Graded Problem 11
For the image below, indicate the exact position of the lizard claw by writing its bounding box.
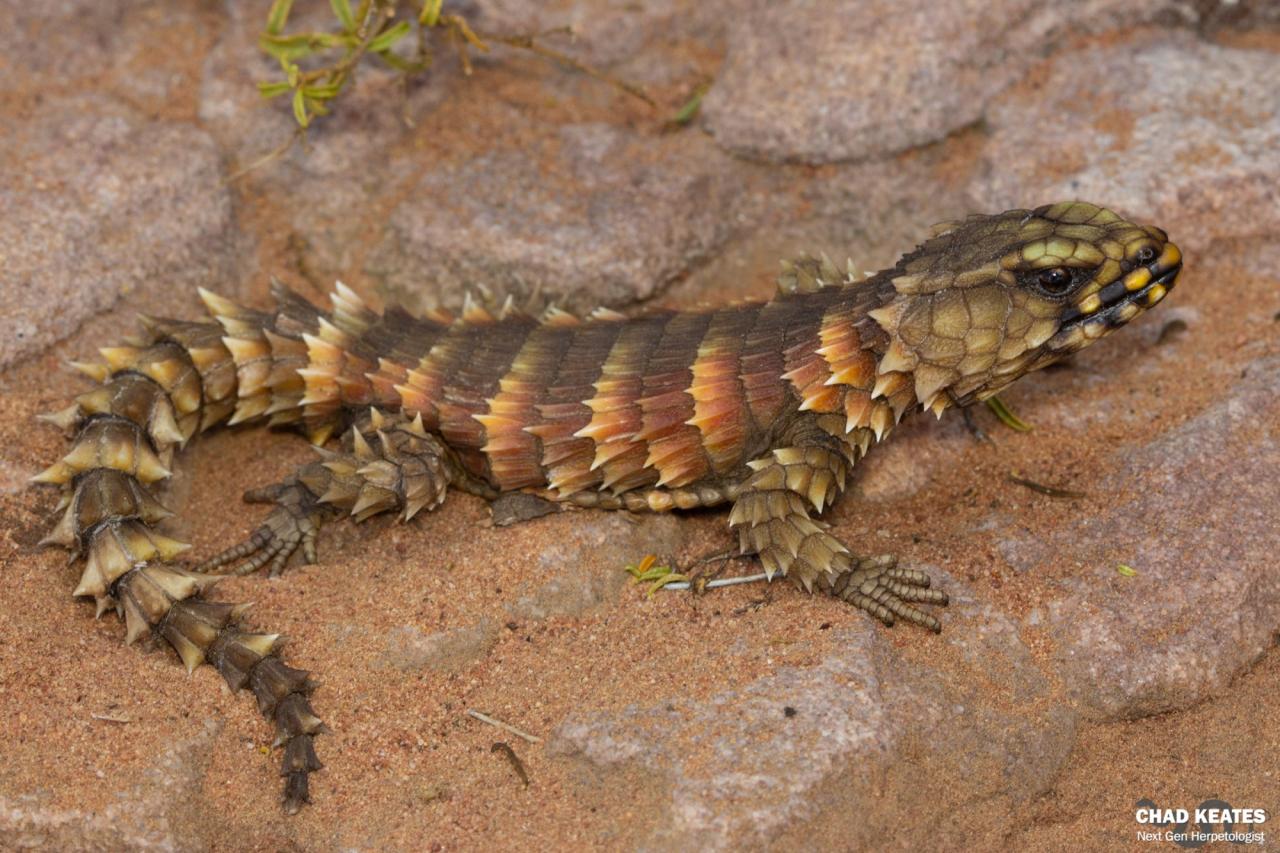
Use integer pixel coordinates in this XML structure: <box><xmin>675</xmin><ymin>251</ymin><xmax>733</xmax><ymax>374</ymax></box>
<box><xmin>193</xmin><ymin>480</ymin><xmax>334</xmax><ymax>578</ymax></box>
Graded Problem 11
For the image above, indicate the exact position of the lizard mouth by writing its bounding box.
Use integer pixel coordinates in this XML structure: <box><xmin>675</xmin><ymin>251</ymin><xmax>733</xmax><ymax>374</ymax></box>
<box><xmin>1050</xmin><ymin>241</ymin><xmax>1182</xmax><ymax>349</ymax></box>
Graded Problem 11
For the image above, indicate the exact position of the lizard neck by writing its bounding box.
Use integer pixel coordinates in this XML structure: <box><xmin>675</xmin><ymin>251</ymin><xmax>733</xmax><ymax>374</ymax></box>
<box><xmin>777</xmin><ymin>261</ymin><xmax>938</xmax><ymax>445</ymax></box>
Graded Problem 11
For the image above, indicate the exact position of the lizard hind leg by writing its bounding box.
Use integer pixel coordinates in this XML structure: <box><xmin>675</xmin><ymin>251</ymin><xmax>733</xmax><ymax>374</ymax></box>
<box><xmin>727</xmin><ymin>425</ymin><xmax>948</xmax><ymax>632</ymax></box>
<box><xmin>193</xmin><ymin>408</ymin><xmax>454</xmax><ymax>577</ymax></box>
<box><xmin>192</xmin><ymin>475</ymin><xmax>337</xmax><ymax>578</ymax></box>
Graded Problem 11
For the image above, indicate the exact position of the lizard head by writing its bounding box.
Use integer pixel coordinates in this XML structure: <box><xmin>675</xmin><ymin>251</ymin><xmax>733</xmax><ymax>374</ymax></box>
<box><xmin>868</xmin><ymin>201</ymin><xmax>1182</xmax><ymax>410</ymax></box>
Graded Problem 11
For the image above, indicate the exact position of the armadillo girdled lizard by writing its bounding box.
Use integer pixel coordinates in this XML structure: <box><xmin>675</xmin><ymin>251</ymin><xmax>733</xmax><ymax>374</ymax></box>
<box><xmin>32</xmin><ymin>201</ymin><xmax>1183</xmax><ymax>812</ymax></box>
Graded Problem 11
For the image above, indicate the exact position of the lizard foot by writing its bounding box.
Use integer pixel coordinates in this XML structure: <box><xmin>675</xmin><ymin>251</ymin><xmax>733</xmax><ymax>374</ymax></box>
<box><xmin>818</xmin><ymin>557</ymin><xmax>949</xmax><ymax>633</ymax></box>
<box><xmin>193</xmin><ymin>479</ymin><xmax>336</xmax><ymax>577</ymax></box>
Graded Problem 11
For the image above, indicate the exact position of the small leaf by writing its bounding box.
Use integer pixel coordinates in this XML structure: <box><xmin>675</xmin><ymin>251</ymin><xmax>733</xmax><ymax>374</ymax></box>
<box><xmin>671</xmin><ymin>84</ymin><xmax>708</xmax><ymax>126</ymax></box>
<box><xmin>1116</xmin><ymin>564</ymin><xmax>1138</xmax><ymax>577</ymax></box>
<box><xmin>368</xmin><ymin>20</ymin><xmax>411</xmax><ymax>53</ymax></box>
<box><xmin>257</xmin><ymin>80</ymin><xmax>292</xmax><ymax>99</ymax></box>
<box><xmin>985</xmin><ymin>396</ymin><xmax>1033</xmax><ymax>432</ymax></box>
<box><xmin>625</xmin><ymin>554</ymin><xmax>658</xmax><ymax>581</ymax></box>
<box><xmin>261</xmin><ymin>31</ymin><xmax>339</xmax><ymax>52</ymax></box>
<box><xmin>260</xmin><ymin>32</ymin><xmax>323</xmax><ymax>62</ymax></box>
<box><xmin>266</xmin><ymin>0</ymin><xmax>295</xmax><ymax>35</ymax></box>
<box><xmin>377</xmin><ymin>51</ymin><xmax>427</xmax><ymax>72</ymax></box>
<box><xmin>330</xmin><ymin>0</ymin><xmax>356</xmax><ymax>31</ymax></box>
<box><xmin>302</xmin><ymin>82</ymin><xmax>344</xmax><ymax>100</ymax></box>
<box><xmin>645</xmin><ymin>572</ymin><xmax>688</xmax><ymax>596</ymax></box>
<box><xmin>420</xmin><ymin>0</ymin><xmax>443</xmax><ymax>26</ymax></box>
<box><xmin>291</xmin><ymin>88</ymin><xmax>310</xmax><ymax>128</ymax></box>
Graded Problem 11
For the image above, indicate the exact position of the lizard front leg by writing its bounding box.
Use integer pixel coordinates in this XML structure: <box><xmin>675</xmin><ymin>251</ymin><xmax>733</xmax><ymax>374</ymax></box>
<box><xmin>194</xmin><ymin>408</ymin><xmax>457</xmax><ymax>576</ymax></box>
<box><xmin>728</xmin><ymin>421</ymin><xmax>948</xmax><ymax>631</ymax></box>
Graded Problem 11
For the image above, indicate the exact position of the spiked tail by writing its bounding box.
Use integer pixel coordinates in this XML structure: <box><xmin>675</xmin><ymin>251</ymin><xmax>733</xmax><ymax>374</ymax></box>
<box><xmin>32</xmin><ymin>303</ymin><xmax>328</xmax><ymax>812</ymax></box>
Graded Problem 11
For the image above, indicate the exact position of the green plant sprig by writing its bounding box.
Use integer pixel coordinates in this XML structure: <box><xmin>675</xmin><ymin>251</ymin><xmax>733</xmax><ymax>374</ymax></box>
<box><xmin>256</xmin><ymin>0</ymin><xmax>652</xmax><ymax>134</ymax></box>
<box><xmin>258</xmin><ymin>0</ymin><xmax>426</xmax><ymax>130</ymax></box>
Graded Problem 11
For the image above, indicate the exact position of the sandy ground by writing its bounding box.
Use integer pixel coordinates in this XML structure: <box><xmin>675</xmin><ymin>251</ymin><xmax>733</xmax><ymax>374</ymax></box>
<box><xmin>0</xmin><ymin>6</ymin><xmax>1277</xmax><ymax>850</ymax></box>
<box><xmin>2</xmin><ymin>229</ymin><xmax>1276</xmax><ymax>849</ymax></box>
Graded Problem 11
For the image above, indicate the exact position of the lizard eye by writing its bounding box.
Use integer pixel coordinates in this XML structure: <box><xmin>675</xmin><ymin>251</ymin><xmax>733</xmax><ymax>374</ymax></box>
<box><xmin>1034</xmin><ymin>267</ymin><xmax>1074</xmax><ymax>295</ymax></box>
<box><xmin>1136</xmin><ymin>246</ymin><xmax>1157</xmax><ymax>265</ymax></box>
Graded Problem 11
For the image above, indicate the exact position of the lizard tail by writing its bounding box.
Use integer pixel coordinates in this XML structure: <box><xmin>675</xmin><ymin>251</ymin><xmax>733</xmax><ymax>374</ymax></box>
<box><xmin>33</xmin><ymin>298</ymin><xmax>326</xmax><ymax>813</ymax></box>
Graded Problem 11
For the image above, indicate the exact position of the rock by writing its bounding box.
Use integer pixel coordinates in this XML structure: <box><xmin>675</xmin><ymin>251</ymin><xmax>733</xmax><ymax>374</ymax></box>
<box><xmin>552</xmin><ymin>590</ymin><xmax>1076</xmax><ymax>848</ymax></box>
<box><xmin>1011</xmin><ymin>355</ymin><xmax>1280</xmax><ymax>719</ymax></box>
<box><xmin>384</xmin><ymin>621</ymin><xmax>500</xmax><ymax>672</ymax></box>
<box><xmin>199</xmin><ymin>2</ymin><xmax>746</xmax><ymax>311</ymax></box>
<box><xmin>366</xmin><ymin>120</ymin><xmax>747</xmax><ymax>310</ymax></box>
<box><xmin>702</xmin><ymin>0</ymin><xmax>1180</xmax><ymax>164</ymax></box>
<box><xmin>467</xmin><ymin>0</ymin><xmax>730</xmax><ymax>86</ymax></box>
<box><xmin>1194</xmin><ymin>0</ymin><xmax>1280</xmax><ymax>32</ymax></box>
<box><xmin>0</xmin><ymin>1</ymin><xmax>217</xmax><ymax>114</ymax></box>
<box><xmin>510</xmin><ymin>513</ymin><xmax>686</xmax><ymax>621</ymax></box>
<box><xmin>384</xmin><ymin>513</ymin><xmax>687</xmax><ymax>666</ymax></box>
<box><xmin>972</xmin><ymin>33</ymin><xmax>1280</xmax><ymax>254</ymax></box>
<box><xmin>0</xmin><ymin>720</ymin><xmax>218</xmax><ymax>852</ymax></box>
<box><xmin>0</xmin><ymin>96</ymin><xmax>236</xmax><ymax>369</ymax></box>
<box><xmin>850</xmin><ymin>414</ymin><xmax>971</xmax><ymax>503</ymax></box>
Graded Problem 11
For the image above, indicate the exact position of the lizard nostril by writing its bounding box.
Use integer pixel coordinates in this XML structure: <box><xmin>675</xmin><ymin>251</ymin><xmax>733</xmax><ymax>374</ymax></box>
<box><xmin>1136</xmin><ymin>246</ymin><xmax>1157</xmax><ymax>265</ymax></box>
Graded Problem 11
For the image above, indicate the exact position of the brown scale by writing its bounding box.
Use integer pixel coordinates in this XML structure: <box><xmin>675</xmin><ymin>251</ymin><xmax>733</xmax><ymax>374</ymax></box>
<box><xmin>39</xmin><ymin>371</ymin><xmax>185</xmax><ymax>453</ymax></box>
<box><xmin>141</xmin><ymin>316</ymin><xmax>241</xmax><ymax>430</ymax></box>
<box><xmin>634</xmin><ymin>311</ymin><xmax>715</xmax><ymax>489</ymax></box>
<box><xmin>99</xmin><ymin>341</ymin><xmax>205</xmax><ymax>439</ymax></box>
<box><xmin>738</xmin><ymin>297</ymin><xmax>811</xmax><ymax>431</ymax></box>
<box><xmin>300</xmin><ymin>318</ymin><xmax>376</xmax><ymax>413</ymax></box>
<box><xmin>40</xmin><ymin>467</ymin><xmax>174</xmax><ymax>551</ymax></box>
<box><xmin>818</xmin><ymin>288</ymin><xmax>911</xmax><ymax>437</ymax></box>
<box><xmin>576</xmin><ymin>312</ymin><xmax>674</xmax><ymax>493</ymax></box>
<box><xmin>438</xmin><ymin>315</ymin><xmax>538</xmax><ymax>456</ymax></box>
<box><xmin>306</xmin><ymin>285</ymin><xmax>423</xmax><ymax>415</ymax></box>
<box><xmin>476</xmin><ymin>323</ymin><xmax>576</xmax><ymax>491</ymax></box>
<box><xmin>203</xmin><ymin>284</ymin><xmax>331</xmax><ymax>439</ymax></box>
<box><xmin>687</xmin><ymin>304</ymin><xmax>760</xmax><ymax>474</ymax></box>
<box><xmin>398</xmin><ymin>318</ymin><xmax>490</xmax><ymax>431</ymax></box>
<box><xmin>779</xmin><ymin>288</ymin><xmax>846</xmax><ymax>414</ymax></box>
<box><xmin>363</xmin><ymin>307</ymin><xmax>448</xmax><ymax>408</ymax></box>
<box><xmin>526</xmin><ymin>320</ymin><xmax>627</xmax><ymax>495</ymax></box>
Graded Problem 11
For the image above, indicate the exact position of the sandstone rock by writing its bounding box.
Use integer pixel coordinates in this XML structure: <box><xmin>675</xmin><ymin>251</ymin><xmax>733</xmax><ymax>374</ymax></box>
<box><xmin>198</xmin><ymin>0</ymin><xmax>455</xmax><ymax>171</ymax></box>
<box><xmin>0</xmin><ymin>97</ymin><xmax>236</xmax><ymax>369</ymax></box>
<box><xmin>385</xmin><ymin>621</ymin><xmax>501</xmax><ymax>672</ymax></box>
<box><xmin>1012</xmin><ymin>355</ymin><xmax>1280</xmax><ymax>719</ymax></box>
<box><xmin>972</xmin><ymin>34</ymin><xmax>1280</xmax><ymax>254</ymax></box>
<box><xmin>383</xmin><ymin>514</ymin><xmax>686</xmax><ymax>666</ymax></box>
<box><xmin>552</xmin><ymin>585</ymin><xmax>1075</xmax><ymax>848</ymax></box>
<box><xmin>366</xmin><ymin>120</ymin><xmax>747</xmax><ymax>310</ymax></box>
<box><xmin>0</xmin><ymin>720</ymin><xmax>218</xmax><ymax>852</ymax></box>
<box><xmin>510</xmin><ymin>513</ymin><xmax>686</xmax><ymax>620</ymax></box>
<box><xmin>468</xmin><ymin>0</ymin><xmax>730</xmax><ymax>85</ymax></box>
<box><xmin>0</xmin><ymin>1</ymin><xmax>216</xmax><ymax>114</ymax></box>
<box><xmin>850</xmin><ymin>414</ymin><xmax>972</xmax><ymax>503</ymax></box>
<box><xmin>1194</xmin><ymin>0</ymin><xmax>1280</xmax><ymax>31</ymax></box>
<box><xmin>702</xmin><ymin>0</ymin><xmax>1180</xmax><ymax>164</ymax></box>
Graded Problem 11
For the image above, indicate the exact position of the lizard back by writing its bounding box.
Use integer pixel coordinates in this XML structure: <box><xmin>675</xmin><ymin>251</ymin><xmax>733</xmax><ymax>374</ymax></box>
<box><xmin>250</xmin><ymin>267</ymin><xmax>902</xmax><ymax>499</ymax></box>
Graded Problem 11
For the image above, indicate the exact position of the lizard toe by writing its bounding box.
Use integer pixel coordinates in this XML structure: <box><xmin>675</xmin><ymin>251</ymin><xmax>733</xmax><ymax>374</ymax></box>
<box><xmin>194</xmin><ymin>480</ymin><xmax>333</xmax><ymax>577</ymax></box>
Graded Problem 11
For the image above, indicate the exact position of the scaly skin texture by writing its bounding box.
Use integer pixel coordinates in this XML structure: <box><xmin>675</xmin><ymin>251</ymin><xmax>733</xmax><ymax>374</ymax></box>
<box><xmin>32</xmin><ymin>201</ymin><xmax>1182</xmax><ymax>811</ymax></box>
